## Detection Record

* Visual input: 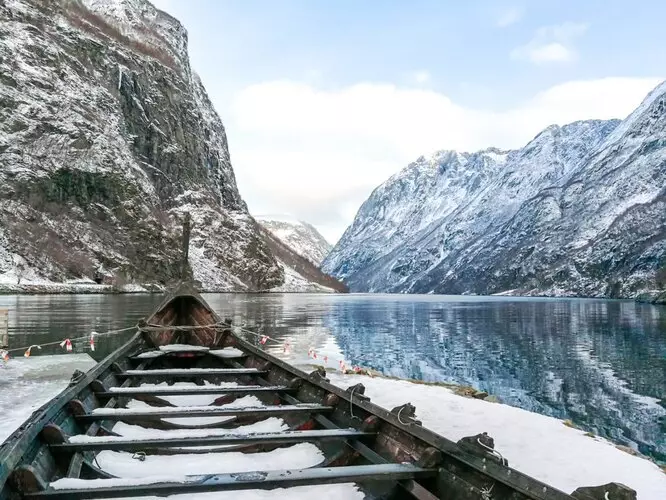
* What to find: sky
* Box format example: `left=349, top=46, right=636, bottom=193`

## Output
left=150, top=0, right=664, bottom=244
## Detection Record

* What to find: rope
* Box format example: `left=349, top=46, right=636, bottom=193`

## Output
left=396, top=406, right=412, bottom=426
left=349, top=385, right=357, bottom=419
left=0, top=325, right=137, bottom=355
left=477, top=438, right=505, bottom=463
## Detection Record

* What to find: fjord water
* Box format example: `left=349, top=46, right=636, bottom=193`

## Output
left=1, top=293, right=664, bottom=462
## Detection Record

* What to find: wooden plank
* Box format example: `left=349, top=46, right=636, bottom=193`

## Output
left=28, top=464, right=436, bottom=499
left=74, top=404, right=334, bottom=423
left=119, top=368, right=266, bottom=377
left=98, top=385, right=294, bottom=397
left=50, top=429, right=374, bottom=452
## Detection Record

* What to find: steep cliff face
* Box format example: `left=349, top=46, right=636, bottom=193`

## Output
left=324, top=93, right=666, bottom=298
left=0, top=0, right=283, bottom=290
left=256, top=215, right=332, bottom=266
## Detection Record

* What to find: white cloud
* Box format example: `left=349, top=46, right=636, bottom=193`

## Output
left=412, top=71, right=431, bottom=84
left=228, top=77, right=662, bottom=242
left=511, top=22, right=588, bottom=64
left=496, top=7, right=523, bottom=27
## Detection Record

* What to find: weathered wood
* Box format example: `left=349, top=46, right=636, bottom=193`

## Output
left=118, top=368, right=266, bottom=377
left=50, top=429, right=374, bottom=452
left=571, top=483, right=637, bottom=500
left=9, top=466, right=47, bottom=494
left=27, top=464, right=436, bottom=499
left=74, top=404, right=334, bottom=423
left=65, top=454, right=83, bottom=479
left=97, top=385, right=294, bottom=397
left=457, top=432, right=508, bottom=466
left=39, top=425, right=67, bottom=446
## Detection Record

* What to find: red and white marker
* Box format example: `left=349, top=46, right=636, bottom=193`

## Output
left=24, top=345, right=41, bottom=358
left=0, top=350, right=9, bottom=362
left=259, top=335, right=269, bottom=345
left=60, top=339, right=73, bottom=352
left=90, top=332, right=97, bottom=352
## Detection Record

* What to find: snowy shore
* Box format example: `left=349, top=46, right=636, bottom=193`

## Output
left=0, top=278, right=337, bottom=295
left=1, top=354, right=664, bottom=499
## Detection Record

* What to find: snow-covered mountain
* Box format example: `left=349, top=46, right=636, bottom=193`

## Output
left=0, top=0, right=286, bottom=291
left=323, top=81, right=666, bottom=298
left=257, top=224, right=346, bottom=293
left=256, top=215, right=332, bottom=266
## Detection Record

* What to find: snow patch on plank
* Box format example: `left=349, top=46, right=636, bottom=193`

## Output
left=158, top=344, right=210, bottom=353
left=210, top=347, right=245, bottom=358
left=95, top=442, right=323, bottom=478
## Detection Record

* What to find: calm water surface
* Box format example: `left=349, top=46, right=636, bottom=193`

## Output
left=1, top=293, right=664, bottom=461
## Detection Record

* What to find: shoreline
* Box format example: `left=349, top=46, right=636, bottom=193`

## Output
left=308, top=364, right=665, bottom=469
left=1, top=282, right=665, bottom=303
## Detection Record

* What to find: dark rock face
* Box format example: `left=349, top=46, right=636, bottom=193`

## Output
left=324, top=83, right=666, bottom=298
left=0, top=0, right=283, bottom=290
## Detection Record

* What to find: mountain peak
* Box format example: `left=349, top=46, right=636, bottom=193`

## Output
left=257, top=217, right=331, bottom=266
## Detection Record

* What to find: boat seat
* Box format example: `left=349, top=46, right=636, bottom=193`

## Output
left=74, top=404, right=334, bottom=423
left=96, top=384, right=295, bottom=398
left=27, top=464, right=436, bottom=499
left=50, top=429, right=375, bottom=452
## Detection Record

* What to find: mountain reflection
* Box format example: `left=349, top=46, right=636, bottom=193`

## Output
left=322, top=296, right=666, bottom=462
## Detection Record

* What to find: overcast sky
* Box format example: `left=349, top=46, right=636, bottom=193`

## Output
left=151, top=0, right=663, bottom=244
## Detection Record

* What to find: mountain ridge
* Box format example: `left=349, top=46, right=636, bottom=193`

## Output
left=323, top=88, right=666, bottom=298
left=256, top=216, right=332, bottom=266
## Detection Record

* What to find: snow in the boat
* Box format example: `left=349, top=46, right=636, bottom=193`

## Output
left=93, top=442, right=323, bottom=478
left=124, top=368, right=257, bottom=375
left=133, top=351, right=165, bottom=359
left=111, top=382, right=244, bottom=408
left=210, top=347, right=245, bottom=358
left=108, top=381, right=239, bottom=393
left=158, top=344, right=210, bottom=352
left=159, top=390, right=260, bottom=408
left=68, top=418, right=289, bottom=443
left=97, top=400, right=320, bottom=415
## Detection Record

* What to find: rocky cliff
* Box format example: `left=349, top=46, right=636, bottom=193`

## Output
left=324, top=82, right=666, bottom=298
left=0, top=0, right=283, bottom=291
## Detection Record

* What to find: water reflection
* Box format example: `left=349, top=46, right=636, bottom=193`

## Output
left=0, top=294, right=164, bottom=359
left=1, top=293, right=664, bottom=462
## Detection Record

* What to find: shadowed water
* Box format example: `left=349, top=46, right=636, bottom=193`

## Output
left=1, top=293, right=664, bottom=462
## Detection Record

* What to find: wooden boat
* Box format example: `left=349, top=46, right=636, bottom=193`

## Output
left=0, top=285, right=636, bottom=500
